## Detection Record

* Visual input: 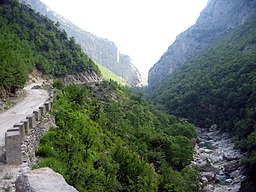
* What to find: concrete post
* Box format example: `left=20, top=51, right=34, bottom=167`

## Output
left=21, top=119, right=30, bottom=135
left=13, top=122, right=25, bottom=139
left=5, top=131, right=22, bottom=165
left=33, top=109, right=41, bottom=121
left=26, top=114, right=36, bottom=129
left=44, top=102, right=51, bottom=112
left=39, top=105, right=46, bottom=116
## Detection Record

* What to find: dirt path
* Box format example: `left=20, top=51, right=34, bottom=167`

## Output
left=0, top=83, right=49, bottom=147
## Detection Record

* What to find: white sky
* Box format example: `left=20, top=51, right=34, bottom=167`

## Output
left=40, top=0, right=208, bottom=84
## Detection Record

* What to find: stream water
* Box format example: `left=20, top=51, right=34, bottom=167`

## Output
left=192, top=125, right=246, bottom=192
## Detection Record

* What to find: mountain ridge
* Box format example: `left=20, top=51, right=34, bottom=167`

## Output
left=21, top=0, right=141, bottom=86
left=148, top=0, right=256, bottom=85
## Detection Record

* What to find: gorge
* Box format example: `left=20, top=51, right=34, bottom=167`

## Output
left=0, top=0, right=256, bottom=191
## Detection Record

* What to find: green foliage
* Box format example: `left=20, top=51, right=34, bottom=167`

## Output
left=147, top=15, right=256, bottom=190
left=97, top=63, right=127, bottom=85
left=37, top=82, right=198, bottom=191
left=0, top=0, right=100, bottom=96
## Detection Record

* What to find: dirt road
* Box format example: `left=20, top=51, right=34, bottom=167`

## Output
left=0, top=83, right=49, bottom=146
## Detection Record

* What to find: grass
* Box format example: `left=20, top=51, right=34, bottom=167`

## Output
left=97, top=64, right=128, bottom=85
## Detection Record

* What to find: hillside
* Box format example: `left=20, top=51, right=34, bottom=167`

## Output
left=97, top=64, right=127, bottom=85
left=147, top=8, right=256, bottom=191
left=35, top=81, right=198, bottom=191
left=21, top=0, right=141, bottom=86
left=0, top=0, right=100, bottom=98
left=148, top=0, right=256, bottom=85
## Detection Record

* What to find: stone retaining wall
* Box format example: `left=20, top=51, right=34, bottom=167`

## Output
left=4, top=92, right=54, bottom=165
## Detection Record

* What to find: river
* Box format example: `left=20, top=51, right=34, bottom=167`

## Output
left=192, top=125, right=246, bottom=192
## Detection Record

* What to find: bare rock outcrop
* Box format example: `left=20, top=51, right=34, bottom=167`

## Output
left=15, top=167, right=77, bottom=192
left=148, top=0, right=256, bottom=85
left=63, top=71, right=102, bottom=85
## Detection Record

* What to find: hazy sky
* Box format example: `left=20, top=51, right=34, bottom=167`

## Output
left=40, top=0, right=208, bottom=84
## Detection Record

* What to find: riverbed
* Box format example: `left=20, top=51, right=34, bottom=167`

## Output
left=192, top=125, right=246, bottom=192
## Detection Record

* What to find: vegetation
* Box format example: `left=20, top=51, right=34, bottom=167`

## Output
left=97, top=64, right=127, bottom=85
left=36, top=81, right=198, bottom=191
left=147, top=15, right=256, bottom=190
left=0, top=0, right=100, bottom=96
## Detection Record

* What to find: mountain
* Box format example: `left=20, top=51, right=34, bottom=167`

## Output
left=147, top=0, right=256, bottom=190
left=0, top=0, right=100, bottom=99
left=21, top=0, right=141, bottom=86
left=148, top=0, right=256, bottom=85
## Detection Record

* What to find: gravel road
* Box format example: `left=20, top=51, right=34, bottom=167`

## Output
left=0, top=83, right=48, bottom=147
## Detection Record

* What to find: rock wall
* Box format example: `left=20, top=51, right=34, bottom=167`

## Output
left=62, top=71, right=102, bottom=85
left=21, top=0, right=141, bottom=85
left=148, top=0, right=256, bottom=85
left=4, top=92, right=54, bottom=165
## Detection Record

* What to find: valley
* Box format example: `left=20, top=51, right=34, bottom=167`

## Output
left=0, top=0, right=256, bottom=191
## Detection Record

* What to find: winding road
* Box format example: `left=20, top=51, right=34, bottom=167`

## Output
left=0, top=83, right=49, bottom=147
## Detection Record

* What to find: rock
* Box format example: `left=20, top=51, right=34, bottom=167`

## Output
left=209, top=124, right=218, bottom=132
left=32, top=85, right=41, bottom=89
left=225, top=178, right=232, bottom=183
left=15, top=167, right=77, bottom=192
left=201, top=176, right=208, bottom=183
left=148, top=0, right=256, bottom=85
left=21, top=0, right=141, bottom=85
left=0, top=101, right=5, bottom=111
left=201, top=172, right=216, bottom=182
left=224, top=161, right=240, bottom=173
left=202, top=184, right=214, bottom=192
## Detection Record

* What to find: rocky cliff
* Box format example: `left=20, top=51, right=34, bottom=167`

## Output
left=21, top=0, right=141, bottom=86
left=148, top=0, right=256, bottom=85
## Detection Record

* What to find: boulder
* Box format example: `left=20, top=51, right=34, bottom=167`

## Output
left=201, top=172, right=216, bottom=182
left=15, top=167, right=77, bottom=192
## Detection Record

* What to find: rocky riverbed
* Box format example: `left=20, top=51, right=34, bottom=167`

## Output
left=192, top=125, right=246, bottom=192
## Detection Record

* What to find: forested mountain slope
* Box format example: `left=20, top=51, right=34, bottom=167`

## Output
left=21, top=0, right=141, bottom=85
left=35, top=81, right=198, bottom=191
left=0, top=0, right=100, bottom=98
left=148, top=0, right=256, bottom=85
left=147, top=12, right=256, bottom=191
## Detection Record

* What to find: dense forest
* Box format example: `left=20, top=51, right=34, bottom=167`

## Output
left=35, top=81, right=198, bottom=191
left=147, top=14, right=256, bottom=190
left=0, top=0, right=99, bottom=96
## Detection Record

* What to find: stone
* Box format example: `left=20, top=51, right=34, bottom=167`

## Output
left=15, top=167, right=78, bottom=192
left=209, top=124, right=218, bottom=132
left=201, top=176, right=208, bottom=183
left=225, top=178, right=232, bottom=183
left=201, top=172, right=216, bottom=182
left=5, top=131, right=22, bottom=165
left=26, top=114, right=36, bottom=129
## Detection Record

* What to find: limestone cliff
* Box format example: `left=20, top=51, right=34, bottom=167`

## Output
left=148, top=0, right=256, bottom=85
left=21, top=0, right=141, bottom=86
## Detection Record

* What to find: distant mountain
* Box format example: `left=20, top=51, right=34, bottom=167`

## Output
left=21, top=0, right=141, bottom=86
left=148, top=0, right=256, bottom=85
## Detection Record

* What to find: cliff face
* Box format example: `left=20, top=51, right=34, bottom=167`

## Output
left=21, top=0, right=141, bottom=85
left=148, top=0, right=256, bottom=85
